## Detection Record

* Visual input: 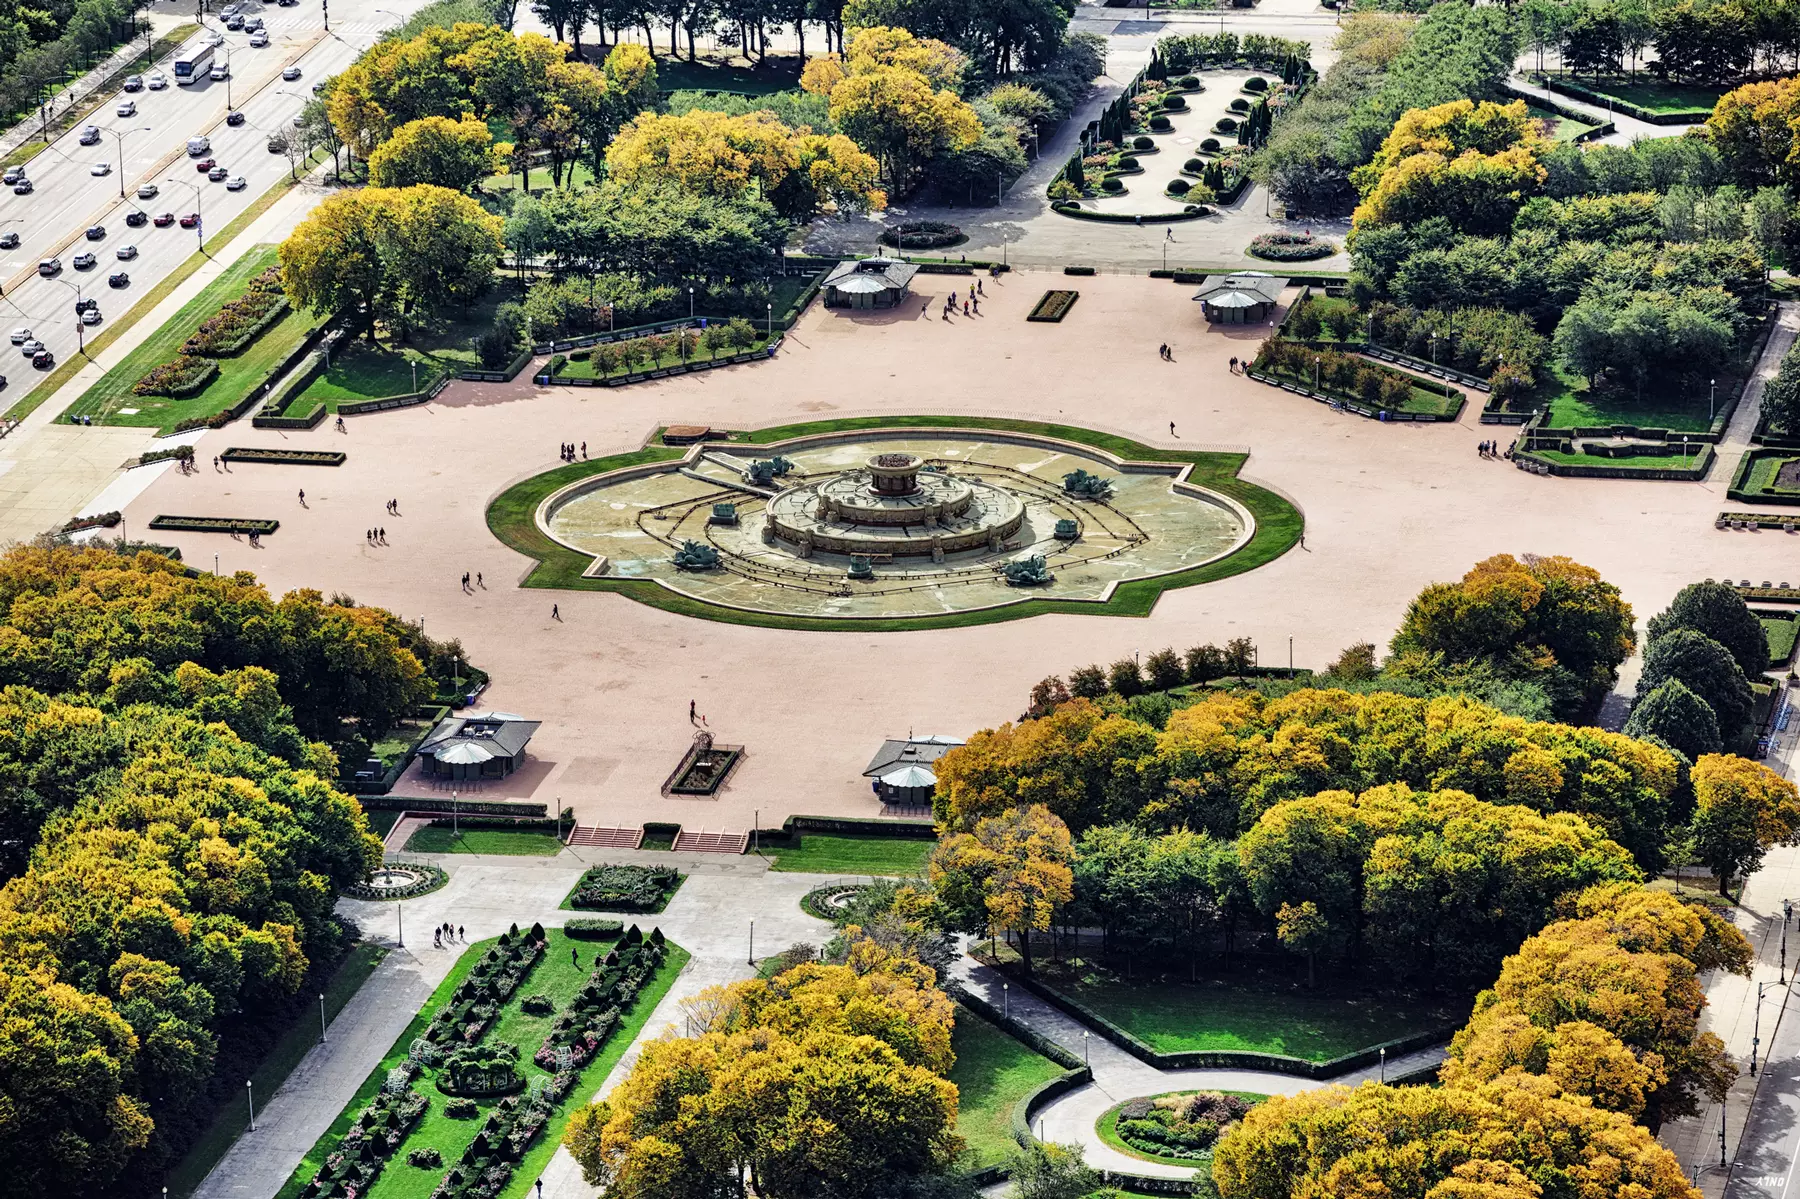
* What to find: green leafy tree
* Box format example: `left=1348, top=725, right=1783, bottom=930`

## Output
left=1625, top=678, right=1723, bottom=761
left=1692, top=753, right=1800, bottom=894
left=1636, top=629, right=1753, bottom=738
left=1648, top=581, right=1771, bottom=679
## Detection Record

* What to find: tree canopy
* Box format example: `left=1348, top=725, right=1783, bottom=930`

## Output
left=1647, top=581, right=1770, bottom=679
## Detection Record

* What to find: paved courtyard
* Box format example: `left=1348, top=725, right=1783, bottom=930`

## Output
left=122, top=273, right=1797, bottom=833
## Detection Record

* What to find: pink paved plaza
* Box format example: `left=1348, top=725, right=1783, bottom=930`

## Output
left=124, top=271, right=1792, bottom=833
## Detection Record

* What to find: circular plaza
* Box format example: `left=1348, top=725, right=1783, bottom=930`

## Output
left=528, top=428, right=1260, bottom=622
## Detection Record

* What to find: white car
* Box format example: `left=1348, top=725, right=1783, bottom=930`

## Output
left=90, top=162, right=111, bottom=176
left=225, top=175, right=246, bottom=191
left=79, top=125, right=100, bottom=145
left=136, top=182, right=158, bottom=199
left=116, top=99, right=135, bottom=117
left=204, top=31, right=225, bottom=46
left=72, top=252, right=96, bottom=269
left=116, top=245, right=137, bottom=260
left=147, top=71, right=168, bottom=90
left=8, top=328, right=29, bottom=345
left=19, top=340, right=42, bottom=356
left=248, top=29, right=268, bottom=46
left=81, top=308, right=101, bottom=326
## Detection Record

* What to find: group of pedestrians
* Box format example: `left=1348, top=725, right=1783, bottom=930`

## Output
left=461, top=571, right=484, bottom=592
left=367, top=527, right=387, bottom=545
left=1476, top=439, right=1511, bottom=459
left=432, top=922, right=465, bottom=949
left=560, top=442, right=585, bottom=461
left=1157, top=344, right=1176, bottom=361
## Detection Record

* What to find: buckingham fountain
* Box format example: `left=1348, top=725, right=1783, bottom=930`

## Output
left=538, top=432, right=1253, bottom=620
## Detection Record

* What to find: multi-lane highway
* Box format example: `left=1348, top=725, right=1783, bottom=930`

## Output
left=0, top=0, right=424, bottom=393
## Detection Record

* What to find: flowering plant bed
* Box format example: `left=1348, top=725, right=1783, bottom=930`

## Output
left=532, top=926, right=666, bottom=1071
left=220, top=447, right=347, bottom=466
left=1028, top=290, right=1080, bottom=322
left=61, top=510, right=121, bottom=533
left=182, top=266, right=288, bottom=355
left=148, top=515, right=279, bottom=535
left=133, top=354, right=218, bottom=397
left=564, top=864, right=683, bottom=912
left=1248, top=232, right=1335, bottom=261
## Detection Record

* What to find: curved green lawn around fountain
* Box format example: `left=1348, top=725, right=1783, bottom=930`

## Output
left=484, top=416, right=1303, bottom=632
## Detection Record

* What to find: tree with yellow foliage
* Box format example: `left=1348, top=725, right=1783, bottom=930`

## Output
left=1707, top=75, right=1800, bottom=188
left=800, top=25, right=980, bottom=192
left=367, top=114, right=494, bottom=191
left=1350, top=99, right=1546, bottom=235
left=930, top=803, right=1073, bottom=972
left=1691, top=752, right=1800, bottom=895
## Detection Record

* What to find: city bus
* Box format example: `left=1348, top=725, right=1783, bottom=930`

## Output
left=173, top=43, right=214, bottom=85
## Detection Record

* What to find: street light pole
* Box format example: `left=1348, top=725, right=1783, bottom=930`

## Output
left=56, top=278, right=86, bottom=356
left=246, top=1079, right=256, bottom=1132
left=747, top=919, right=755, bottom=965
left=320, top=992, right=327, bottom=1043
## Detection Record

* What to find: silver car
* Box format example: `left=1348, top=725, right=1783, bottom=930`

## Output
left=116, top=245, right=137, bottom=260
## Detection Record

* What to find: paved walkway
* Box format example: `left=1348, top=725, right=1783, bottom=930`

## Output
left=949, top=956, right=1446, bottom=1180
left=193, top=850, right=843, bottom=1199
left=1508, top=74, right=1700, bottom=147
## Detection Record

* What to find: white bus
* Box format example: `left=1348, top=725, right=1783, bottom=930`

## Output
left=173, top=43, right=214, bottom=85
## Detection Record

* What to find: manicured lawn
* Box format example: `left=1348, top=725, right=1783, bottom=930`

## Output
left=402, top=825, right=566, bottom=856
left=766, top=834, right=934, bottom=875
left=948, top=1007, right=1068, bottom=1171
left=1579, top=77, right=1724, bottom=114
left=364, top=809, right=401, bottom=838
left=165, top=943, right=387, bottom=1197
left=1761, top=613, right=1799, bottom=666
left=275, top=931, right=687, bottom=1199
left=291, top=342, right=445, bottom=409
left=62, top=245, right=323, bottom=432
left=1524, top=103, right=1592, bottom=141
left=482, top=161, right=597, bottom=196
left=405, top=285, right=522, bottom=368
left=1047, top=972, right=1460, bottom=1061
left=1530, top=448, right=1708, bottom=471
left=1545, top=382, right=1717, bottom=431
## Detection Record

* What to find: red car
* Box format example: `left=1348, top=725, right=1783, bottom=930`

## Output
left=153, top=212, right=175, bottom=227
left=193, top=157, right=215, bottom=172
left=179, top=212, right=200, bottom=229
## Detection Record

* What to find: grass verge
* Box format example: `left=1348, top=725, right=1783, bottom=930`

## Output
left=949, top=1004, right=1067, bottom=1172
left=484, top=416, right=1303, bottom=632
left=765, top=834, right=933, bottom=875
left=273, top=932, right=687, bottom=1199
left=164, top=942, right=387, bottom=1197
left=5, top=154, right=319, bottom=424
left=401, top=825, right=565, bottom=856
left=1036, top=967, right=1459, bottom=1061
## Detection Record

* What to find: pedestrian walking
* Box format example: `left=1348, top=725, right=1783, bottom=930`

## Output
left=298, top=489, right=305, bottom=506
left=580, top=441, right=587, bottom=459
left=458, top=925, right=464, bottom=941
left=963, top=299, right=970, bottom=316
left=1158, top=343, right=1168, bottom=359
left=572, top=947, right=579, bottom=966
left=476, top=572, right=483, bottom=587
left=977, top=279, right=984, bottom=296
left=551, top=603, right=560, bottom=620
left=379, top=527, right=386, bottom=542
left=690, top=699, right=696, bottom=722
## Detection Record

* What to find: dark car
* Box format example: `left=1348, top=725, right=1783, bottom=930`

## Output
left=108, top=271, right=129, bottom=288
left=0, top=232, right=16, bottom=249
left=226, top=111, right=247, bottom=127
left=207, top=165, right=228, bottom=182
left=194, top=157, right=216, bottom=172
left=125, top=210, right=148, bottom=227
left=11, top=180, right=31, bottom=195
left=76, top=298, right=96, bottom=313
left=84, top=225, right=104, bottom=241
left=179, top=212, right=200, bottom=228
left=154, top=212, right=176, bottom=227
left=31, top=350, right=52, bottom=369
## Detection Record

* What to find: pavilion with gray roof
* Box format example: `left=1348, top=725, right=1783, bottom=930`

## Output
left=1192, top=272, right=1285, bottom=324
left=416, top=710, right=541, bottom=780
left=823, top=258, right=920, bottom=309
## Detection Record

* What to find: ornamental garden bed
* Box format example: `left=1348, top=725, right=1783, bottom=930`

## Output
left=1248, top=232, right=1335, bottom=262
left=1099, top=1090, right=1267, bottom=1167
left=1027, top=290, right=1079, bottom=322
left=546, top=324, right=769, bottom=384
left=279, top=925, right=684, bottom=1199
left=561, top=864, right=684, bottom=913
left=220, top=448, right=347, bottom=466
left=148, top=515, right=279, bottom=535
left=880, top=220, right=965, bottom=250
left=342, top=863, right=449, bottom=902
left=1251, top=341, right=1463, bottom=419
left=1728, top=448, right=1800, bottom=506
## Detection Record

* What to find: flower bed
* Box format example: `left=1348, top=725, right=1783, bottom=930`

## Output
left=299, top=1065, right=430, bottom=1198
left=147, top=515, right=279, bottom=535
left=133, top=355, right=219, bottom=398
left=182, top=266, right=288, bottom=355
left=219, top=447, right=347, bottom=466
left=563, top=917, right=625, bottom=940
left=1248, top=232, right=1335, bottom=262
left=565, top=864, right=683, bottom=912
left=1027, top=290, right=1080, bottom=323
left=533, top=926, right=666, bottom=1072
left=879, top=220, right=965, bottom=250
left=62, top=510, right=121, bottom=533
left=1113, top=1091, right=1259, bottom=1161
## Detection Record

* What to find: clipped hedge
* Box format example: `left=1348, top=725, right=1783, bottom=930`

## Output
left=566, top=864, right=684, bottom=912
left=134, top=355, right=218, bottom=398
left=182, top=266, right=288, bottom=356
left=564, top=918, right=625, bottom=940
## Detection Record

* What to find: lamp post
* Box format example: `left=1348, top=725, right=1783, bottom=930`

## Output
left=766, top=302, right=773, bottom=339
left=1753, top=981, right=1766, bottom=1075
left=688, top=286, right=694, bottom=318
left=55, top=277, right=86, bottom=356
left=410, top=357, right=417, bottom=394
left=1710, top=377, right=1717, bottom=423
left=451, top=789, right=458, bottom=837
left=320, top=992, right=327, bottom=1043
left=1002, top=982, right=1009, bottom=1019
left=246, top=1079, right=256, bottom=1132
left=1784, top=899, right=1792, bottom=984
left=1082, top=1030, right=1089, bottom=1065
left=110, top=126, right=150, bottom=198
left=397, top=900, right=403, bottom=948
left=167, top=176, right=203, bottom=251
left=748, top=919, right=755, bottom=965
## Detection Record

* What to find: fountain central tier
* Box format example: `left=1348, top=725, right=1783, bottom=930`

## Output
left=765, top=456, right=1026, bottom=557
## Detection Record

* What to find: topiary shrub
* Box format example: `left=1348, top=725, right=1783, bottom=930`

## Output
left=408, top=1147, right=443, bottom=1169
left=1200, top=137, right=1220, bottom=151
left=522, top=994, right=554, bottom=1015
left=445, top=1097, right=478, bottom=1119
left=1244, top=76, right=1268, bottom=92
left=1168, top=179, right=1191, bottom=195
left=1101, top=176, right=1124, bottom=192
left=1178, top=74, right=1200, bottom=88
left=1149, top=114, right=1171, bottom=131
left=1133, top=135, right=1153, bottom=150
left=1214, top=117, right=1237, bottom=133
left=879, top=219, right=964, bottom=250
left=1183, top=157, right=1204, bottom=173
left=1229, top=98, right=1249, bottom=113
left=1163, top=94, right=1187, bottom=111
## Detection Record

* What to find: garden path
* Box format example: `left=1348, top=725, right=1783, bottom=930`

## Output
left=950, top=955, right=1448, bottom=1180
left=1506, top=74, right=1694, bottom=146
